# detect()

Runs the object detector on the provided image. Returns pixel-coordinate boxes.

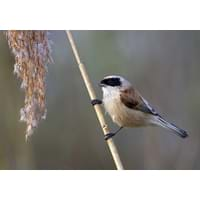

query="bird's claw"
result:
[104,132,116,140]
[91,99,102,106]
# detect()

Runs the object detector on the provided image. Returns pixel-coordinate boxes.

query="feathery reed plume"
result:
[66,31,124,169]
[6,31,52,140]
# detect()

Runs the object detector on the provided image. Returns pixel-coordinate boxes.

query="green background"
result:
[0,31,199,169]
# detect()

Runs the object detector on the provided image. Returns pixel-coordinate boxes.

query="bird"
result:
[98,75,188,140]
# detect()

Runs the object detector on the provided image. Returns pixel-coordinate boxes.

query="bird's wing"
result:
[120,87,158,115]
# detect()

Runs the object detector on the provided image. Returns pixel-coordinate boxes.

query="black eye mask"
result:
[101,77,121,87]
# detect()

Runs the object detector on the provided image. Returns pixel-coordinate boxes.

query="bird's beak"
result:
[99,80,105,87]
[99,83,105,87]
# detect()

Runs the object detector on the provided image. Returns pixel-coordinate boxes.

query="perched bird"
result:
[98,75,188,140]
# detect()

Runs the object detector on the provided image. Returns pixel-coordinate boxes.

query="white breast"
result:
[102,87,151,127]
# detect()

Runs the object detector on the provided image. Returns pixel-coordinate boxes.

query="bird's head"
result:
[99,75,131,94]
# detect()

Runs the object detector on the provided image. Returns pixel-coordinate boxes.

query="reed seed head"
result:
[6,30,53,140]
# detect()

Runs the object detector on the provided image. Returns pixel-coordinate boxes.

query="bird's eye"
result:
[101,78,121,87]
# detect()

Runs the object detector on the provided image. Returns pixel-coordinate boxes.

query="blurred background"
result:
[0,31,199,169]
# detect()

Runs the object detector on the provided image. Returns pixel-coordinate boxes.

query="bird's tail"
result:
[152,115,188,138]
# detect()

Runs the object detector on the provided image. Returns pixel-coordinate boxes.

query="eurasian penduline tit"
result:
[92,75,188,140]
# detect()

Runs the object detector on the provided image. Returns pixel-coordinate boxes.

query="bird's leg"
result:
[91,99,102,106]
[90,99,123,140]
[104,126,123,140]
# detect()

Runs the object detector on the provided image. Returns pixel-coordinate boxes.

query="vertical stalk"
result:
[66,30,124,170]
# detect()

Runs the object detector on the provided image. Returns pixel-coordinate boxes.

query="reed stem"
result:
[66,30,124,170]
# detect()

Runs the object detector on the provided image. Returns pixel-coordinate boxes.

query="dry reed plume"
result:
[6,31,52,140]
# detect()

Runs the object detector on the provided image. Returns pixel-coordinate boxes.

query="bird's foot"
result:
[104,126,123,141]
[91,99,102,106]
[104,132,116,140]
